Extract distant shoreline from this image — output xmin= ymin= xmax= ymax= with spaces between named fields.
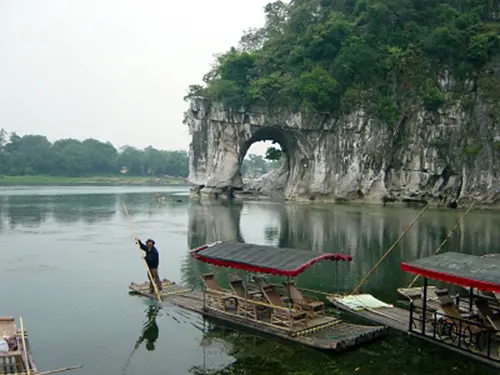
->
xmin=0 ymin=175 xmax=188 ymax=186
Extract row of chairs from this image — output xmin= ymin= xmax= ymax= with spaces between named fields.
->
xmin=200 ymin=273 xmax=326 ymax=328
xmin=412 ymin=289 xmax=500 ymax=353
xmin=434 ymin=289 xmax=500 ymax=332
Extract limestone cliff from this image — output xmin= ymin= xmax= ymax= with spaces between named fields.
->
xmin=184 ymin=60 xmax=500 ymax=207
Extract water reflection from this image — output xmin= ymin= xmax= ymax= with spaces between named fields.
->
xmin=189 ymin=325 xmax=496 ymax=375
xmin=52 ymin=194 xmax=117 ymax=224
xmin=5 ymin=195 xmax=52 ymax=228
xmin=0 ymin=192 xmax=187 ymax=230
xmin=122 ymin=305 xmax=162 ymax=375
xmin=181 ymin=201 xmax=245 ymax=289
xmin=188 ymin=200 xmax=244 ymax=246
xmin=136 ymin=305 xmax=160 ymax=352
xmin=185 ymin=202 xmax=500 ymax=300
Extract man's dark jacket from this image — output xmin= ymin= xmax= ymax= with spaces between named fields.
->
xmin=138 ymin=240 xmax=159 ymax=269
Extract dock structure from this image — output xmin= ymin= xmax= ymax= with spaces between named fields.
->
xmin=329 ymin=252 xmax=500 ymax=370
xmin=129 ymin=241 xmax=388 ymax=353
xmin=129 ymin=279 xmax=386 ymax=351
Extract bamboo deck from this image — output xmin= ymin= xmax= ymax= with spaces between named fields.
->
xmin=328 ymin=294 xmax=500 ymax=370
xmin=128 ymin=280 xmax=387 ymax=352
xmin=0 ymin=318 xmax=38 ymax=375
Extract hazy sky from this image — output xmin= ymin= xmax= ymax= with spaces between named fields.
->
xmin=0 ymin=0 xmax=273 ymax=154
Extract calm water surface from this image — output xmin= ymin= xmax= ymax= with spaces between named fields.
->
xmin=0 ymin=186 xmax=499 ymax=375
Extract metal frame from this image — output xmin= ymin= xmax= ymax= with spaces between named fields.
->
xmin=409 ymin=278 xmax=499 ymax=362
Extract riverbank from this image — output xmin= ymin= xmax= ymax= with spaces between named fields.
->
xmin=0 ymin=175 xmax=187 ymax=186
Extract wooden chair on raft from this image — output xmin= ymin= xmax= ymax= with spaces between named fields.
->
xmin=200 ymin=273 xmax=236 ymax=311
xmin=435 ymin=289 xmax=489 ymax=347
xmin=282 ymin=280 xmax=326 ymax=319
xmin=258 ymin=284 xmax=308 ymax=329
xmin=228 ymin=273 xmax=262 ymax=318
xmin=0 ymin=317 xmax=25 ymax=374
xmin=474 ymin=298 xmax=500 ymax=332
xmin=477 ymin=290 xmax=500 ymax=309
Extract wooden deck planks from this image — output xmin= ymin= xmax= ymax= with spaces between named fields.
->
xmin=128 ymin=279 xmax=387 ymax=352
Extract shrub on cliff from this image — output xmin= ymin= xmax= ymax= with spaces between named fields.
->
xmin=186 ymin=0 xmax=500 ymax=126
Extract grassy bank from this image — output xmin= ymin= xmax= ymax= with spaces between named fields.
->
xmin=0 ymin=175 xmax=188 ymax=186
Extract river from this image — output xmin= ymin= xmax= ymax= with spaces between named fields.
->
xmin=0 ymin=186 xmax=498 ymax=375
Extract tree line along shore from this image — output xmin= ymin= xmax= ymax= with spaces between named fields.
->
xmin=0 ymin=129 xmax=281 ymax=186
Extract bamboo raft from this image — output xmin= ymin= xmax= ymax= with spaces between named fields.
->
xmin=0 ymin=317 xmax=38 ymax=375
xmin=329 ymin=253 xmax=500 ymax=370
xmin=129 ymin=278 xmax=387 ymax=352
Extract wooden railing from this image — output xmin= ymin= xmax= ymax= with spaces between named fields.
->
xmin=202 ymin=287 xmax=311 ymax=333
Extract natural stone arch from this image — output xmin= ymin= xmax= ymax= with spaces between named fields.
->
xmin=185 ymin=98 xmax=326 ymax=199
xmin=237 ymin=126 xmax=293 ymax=194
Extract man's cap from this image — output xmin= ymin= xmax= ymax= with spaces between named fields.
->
xmin=146 ymin=239 xmax=155 ymax=245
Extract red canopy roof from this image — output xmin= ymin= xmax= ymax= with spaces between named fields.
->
xmin=401 ymin=252 xmax=500 ymax=292
xmin=190 ymin=241 xmax=352 ymax=277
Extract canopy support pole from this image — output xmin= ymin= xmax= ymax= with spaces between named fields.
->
xmin=244 ymin=270 xmax=248 ymax=321
xmin=422 ymin=278 xmax=428 ymax=335
xmin=202 ymin=282 xmax=206 ymax=311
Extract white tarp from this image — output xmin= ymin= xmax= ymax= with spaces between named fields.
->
xmin=335 ymin=294 xmax=394 ymax=311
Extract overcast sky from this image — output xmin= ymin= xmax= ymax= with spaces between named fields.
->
xmin=0 ymin=0 xmax=273 ymax=154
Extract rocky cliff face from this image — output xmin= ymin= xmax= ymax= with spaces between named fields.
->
xmin=184 ymin=61 xmax=500 ymax=207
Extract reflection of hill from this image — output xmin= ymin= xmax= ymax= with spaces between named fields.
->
xmin=183 ymin=202 xmax=500 ymax=300
xmin=187 ymin=201 xmax=244 ymax=247
xmin=182 ymin=201 xmax=245 ymax=289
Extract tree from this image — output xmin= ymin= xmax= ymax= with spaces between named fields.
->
xmin=189 ymin=0 xmax=500 ymax=121
xmin=116 ymin=146 xmax=145 ymax=175
xmin=0 ymin=128 xmax=7 ymax=174
xmin=265 ymin=147 xmax=282 ymax=161
xmin=241 ymin=153 xmax=281 ymax=178
xmin=0 ymin=130 xmax=189 ymax=178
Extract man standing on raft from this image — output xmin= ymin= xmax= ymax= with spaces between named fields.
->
xmin=135 ymin=237 xmax=163 ymax=294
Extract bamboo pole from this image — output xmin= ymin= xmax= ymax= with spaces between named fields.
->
xmin=122 ymin=203 xmax=162 ymax=302
xmin=37 ymin=365 xmax=83 ymax=375
xmin=406 ymin=201 xmax=475 ymax=289
xmin=350 ymin=204 xmax=430 ymax=295
xmin=19 ymin=316 xmax=31 ymax=375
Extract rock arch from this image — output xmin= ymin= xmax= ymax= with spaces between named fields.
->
xmin=184 ymin=97 xmax=337 ymax=200
xmin=184 ymin=94 xmax=500 ymax=205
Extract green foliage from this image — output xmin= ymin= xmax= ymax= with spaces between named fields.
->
xmin=464 ymin=143 xmax=482 ymax=155
xmin=423 ymin=87 xmax=447 ymax=111
xmin=189 ymin=0 xmax=500 ymax=124
xmin=241 ymin=153 xmax=280 ymax=178
xmin=0 ymin=129 xmax=188 ymax=177
xmin=265 ymin=146 xmax=282 ymax=161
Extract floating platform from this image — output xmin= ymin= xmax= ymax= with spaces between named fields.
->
xmin=328 ymin=293 xmax=500 ymax=370
xmin=328 ymin=294 xmax=411 ymax=331
xmin=129 ymin=279 xmax=387 ymax=352
xmin=0 ymin=317 xmax=38 ymax=375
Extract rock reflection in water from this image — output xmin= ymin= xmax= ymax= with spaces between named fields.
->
xmin=184 ymin=201 xmax=500 ymax=299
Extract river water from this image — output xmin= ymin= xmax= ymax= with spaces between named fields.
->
xmin=0 ymin=186 xmax=499 ymax=375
